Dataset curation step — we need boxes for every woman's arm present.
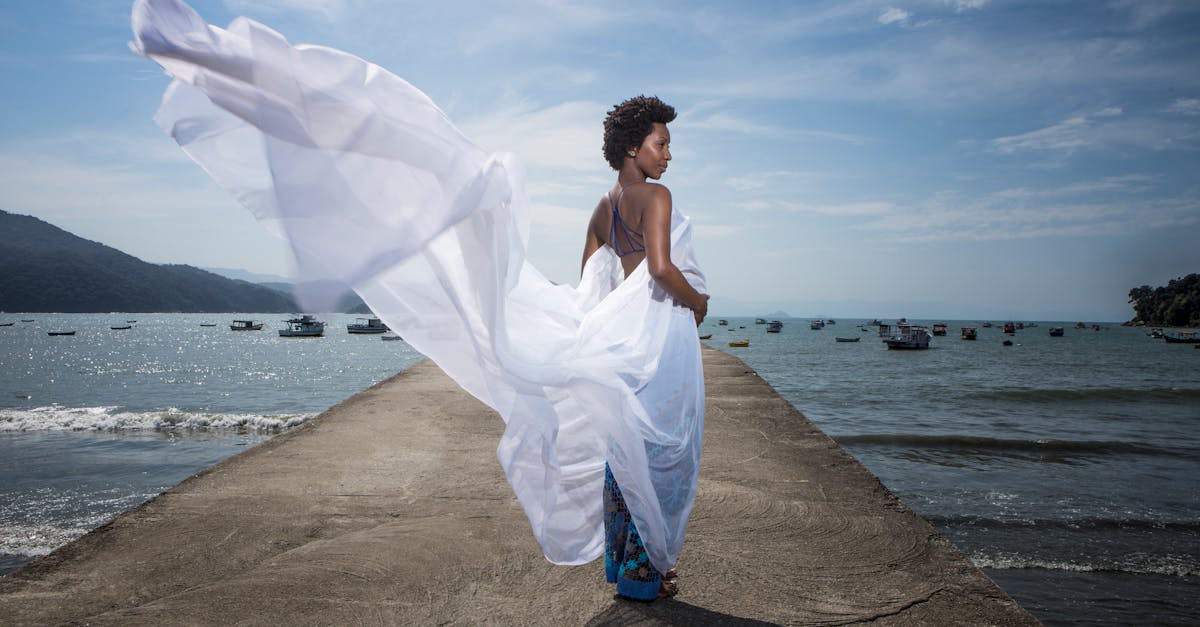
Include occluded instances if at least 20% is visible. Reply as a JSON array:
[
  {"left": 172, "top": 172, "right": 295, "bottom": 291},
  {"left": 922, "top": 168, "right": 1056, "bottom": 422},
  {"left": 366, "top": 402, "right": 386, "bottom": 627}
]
[
  {"left": 581, "top": 202, "right": 605, "bottom": 276},
  {"left": 640, "top": 185, "right": 709, "bottom": 324}
]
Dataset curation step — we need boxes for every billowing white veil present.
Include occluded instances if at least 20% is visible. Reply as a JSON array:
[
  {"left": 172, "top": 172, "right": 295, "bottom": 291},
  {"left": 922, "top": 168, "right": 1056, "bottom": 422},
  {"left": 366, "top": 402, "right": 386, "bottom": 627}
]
[{"left": 131, "top": 0, "right": 707, "bottom": 573}]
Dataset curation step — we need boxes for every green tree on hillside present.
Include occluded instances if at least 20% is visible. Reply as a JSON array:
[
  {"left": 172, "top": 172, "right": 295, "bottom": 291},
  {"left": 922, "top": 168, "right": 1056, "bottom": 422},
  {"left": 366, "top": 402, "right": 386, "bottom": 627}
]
[{"left": 1128, "top": 274, "right": 1200, "bottom": 327}]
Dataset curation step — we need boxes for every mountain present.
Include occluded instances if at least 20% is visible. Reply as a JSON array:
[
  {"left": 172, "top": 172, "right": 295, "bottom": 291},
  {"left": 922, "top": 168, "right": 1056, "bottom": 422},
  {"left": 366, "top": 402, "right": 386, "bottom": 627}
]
[{"left": 0, "top": 210, "right": 297, "bottom": 313}]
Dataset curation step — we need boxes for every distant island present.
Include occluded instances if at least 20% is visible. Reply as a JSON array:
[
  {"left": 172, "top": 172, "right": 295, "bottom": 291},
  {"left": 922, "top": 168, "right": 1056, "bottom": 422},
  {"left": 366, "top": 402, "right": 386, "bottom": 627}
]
[
  {"left": 1128, "top": 274, "right": 1200, "bottom": 327},
  {"left": 0, "top": 210, "right": 296, "bottom": 313}
]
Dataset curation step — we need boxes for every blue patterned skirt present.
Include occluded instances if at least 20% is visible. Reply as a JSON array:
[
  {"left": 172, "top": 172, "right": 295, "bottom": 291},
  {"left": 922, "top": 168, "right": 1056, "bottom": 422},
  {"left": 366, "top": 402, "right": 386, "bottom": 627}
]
[{"left": 604, "top": 463, "right": 663, "bottom": 600}]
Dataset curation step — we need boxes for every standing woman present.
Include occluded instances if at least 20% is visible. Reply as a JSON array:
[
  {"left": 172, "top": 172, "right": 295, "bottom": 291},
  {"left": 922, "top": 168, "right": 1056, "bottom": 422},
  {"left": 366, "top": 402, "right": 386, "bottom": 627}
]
[
  {"left": 133, "top": 0, "right": 710, "bottom": 604},
  {"left": 582, "top": 96, "right": 709, "bottom": 600}
]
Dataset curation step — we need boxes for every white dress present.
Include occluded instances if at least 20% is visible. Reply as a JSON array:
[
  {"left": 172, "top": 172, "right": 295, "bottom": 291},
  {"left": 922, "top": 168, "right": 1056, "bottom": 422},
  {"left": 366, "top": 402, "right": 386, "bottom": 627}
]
[{"left": 131, "top": 0, "right": 707, "bottom": 574}]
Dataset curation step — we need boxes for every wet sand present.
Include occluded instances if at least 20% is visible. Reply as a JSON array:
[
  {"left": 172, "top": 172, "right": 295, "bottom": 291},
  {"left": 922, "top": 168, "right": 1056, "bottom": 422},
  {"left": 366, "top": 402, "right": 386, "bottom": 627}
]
[{"left": 0, "top": 347, "right": 1036, "bottom": 625}]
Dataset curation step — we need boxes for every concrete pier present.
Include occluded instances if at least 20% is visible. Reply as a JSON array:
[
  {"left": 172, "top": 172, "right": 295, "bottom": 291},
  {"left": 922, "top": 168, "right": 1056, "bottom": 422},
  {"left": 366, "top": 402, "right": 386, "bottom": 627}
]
[{"left": 0, "top": 347, "right": 1036, "bottom": 625}]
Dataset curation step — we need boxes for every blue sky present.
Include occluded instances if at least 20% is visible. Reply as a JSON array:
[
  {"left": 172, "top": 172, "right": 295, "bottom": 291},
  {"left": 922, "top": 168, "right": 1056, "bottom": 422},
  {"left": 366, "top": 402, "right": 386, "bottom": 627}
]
[{"left": 2, "top": 0, "right": 1198, "bottom": 321}]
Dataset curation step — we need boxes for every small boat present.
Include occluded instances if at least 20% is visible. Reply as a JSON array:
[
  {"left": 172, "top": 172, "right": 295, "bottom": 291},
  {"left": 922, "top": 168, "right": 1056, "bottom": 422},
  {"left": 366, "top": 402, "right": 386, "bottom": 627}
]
[
  {"left": 877, "top": 323, "right": 891, "bottom": 337},
  {"left": 1048, "top": 326, "right": 1065, "bottom": 337},
  {"left": 1075, "top": 321, "right": 1087, "bottom": 329},
  {"left": 754, "top": 318, "right": 767, "bottom": 325},
  {"left": 961, "top": 327, "right": 977, "bottom": 340},
  {"left": 981, "top": 322, "right": 993, "bottom": 328},
  {"left": 766, "top": 321, "right": 783, "bottom": 333},
  {"left": 200, "top": 323, "right": 218, "bottom": 327},
  {"left": 1163, "top": 330, "right": 1200, "bottom": 344},
  {"left": 126, "top": 320, "right": 137, "bottom": 323},
  {"left": 1003, "top": 322, "right": 1015, "bottom": 334},
  {"left": 931, "top": 323, "right": 948, "bottom": 336},
  {"left": 381, "top": 334, "right": 404, "bottom": 341},
  {"left": 1002, "top": 339, "right": 1013, "bottom": 346},
  {"left": 810, "top": 320, "right": 824, "bottom": 330},
  {"left": 347, "top": 317, "right": 389, "bottom": 334},
  {"left": 728, "top": 339, "right": 749, "bottom": 348},
  {"left": 20, "top": 319, "right": 34, "bottom": 322},
  {"left": 883, "top": 324, "right": 931, "bottom": 350},
  {"left": 110, "top": 325, "right": 132, "bottom": 330},
  {"left": 0, "top": 322, "right": 13, "bottom": 327},
  {"left": 47, "top": 331, "right": 76, "bottom": 336},
  {"left": 698, "top": 334, "right": 712, "bottom": 340},
  {"left": 826, "top": 319, "right": 836, "bottom": 325},
  {"left": 869, "top": 319, "right": 882, "bottom": 326},
  {"left": 718, "top": 319, "right": 729, "bottom": 326},
  {"left": 835, "top": 336, "right": 860, "bottom": 343},
  {"left": 1149, "top": 328, "right": 1164, "bottom": 339},
  {"left": 230, "top": 319, "right": 264, "bottom": 331},
  {"left": 279, "top": 315, "right": 325, "bottom": 337}
]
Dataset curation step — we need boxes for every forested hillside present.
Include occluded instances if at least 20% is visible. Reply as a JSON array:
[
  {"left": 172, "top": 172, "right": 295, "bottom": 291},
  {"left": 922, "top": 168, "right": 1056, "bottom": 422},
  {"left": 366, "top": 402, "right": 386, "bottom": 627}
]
[
  {"left": 0, "top": 210, "right": 297, "bottom": 313},
  {"left": 1128, "top": 274, "right": 1200, "bottom": 327}
]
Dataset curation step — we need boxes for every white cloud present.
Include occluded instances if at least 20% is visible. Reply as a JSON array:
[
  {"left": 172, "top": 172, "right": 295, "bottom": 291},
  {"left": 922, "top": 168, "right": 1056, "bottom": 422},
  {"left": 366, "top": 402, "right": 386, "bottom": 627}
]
[
  {"left": 223, "top": 0, "right": 355, "bottom": 21},
  {"left": 458, "top": 99, "right": 607, "bottom": 172},
  {"left": 1166, "top": 98, "right": 1200, "bottom": 115},
  {"left": 878, "top": 7, "right": 912, "bottom": 25},
  {"left": 951, "top": 0, "right": 987, "bottom": 11}
]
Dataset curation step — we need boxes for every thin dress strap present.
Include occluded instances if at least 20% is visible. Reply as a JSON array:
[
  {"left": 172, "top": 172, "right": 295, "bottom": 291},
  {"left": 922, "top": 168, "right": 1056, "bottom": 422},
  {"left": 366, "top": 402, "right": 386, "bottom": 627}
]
[{"left": 608, "top": 185, "right": 645, "bottom": 257}]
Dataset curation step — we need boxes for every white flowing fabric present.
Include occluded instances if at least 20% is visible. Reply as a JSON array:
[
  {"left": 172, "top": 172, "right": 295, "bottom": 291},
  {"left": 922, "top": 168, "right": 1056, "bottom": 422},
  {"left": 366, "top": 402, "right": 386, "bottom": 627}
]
[{"left": 131, "top": 0, "right": 706, "bottom": 573}]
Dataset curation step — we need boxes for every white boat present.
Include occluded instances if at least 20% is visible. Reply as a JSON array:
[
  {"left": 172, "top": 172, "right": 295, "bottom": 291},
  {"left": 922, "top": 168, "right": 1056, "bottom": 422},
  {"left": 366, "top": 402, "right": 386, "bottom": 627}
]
[
  {"left": 279, "top": 315, "right": 325, "bottom": 337},
  {"left": 347, "top": 317, "right": 389, "bottom": 334},
  {"left": 883, "top": 324, "right": 931, "bottom": 350},
  {"left": 766, "top": 321, "right": 783, "bottom": 333},
  {"left": 230, "top": 319, "right": 264, "bottom": 331}
]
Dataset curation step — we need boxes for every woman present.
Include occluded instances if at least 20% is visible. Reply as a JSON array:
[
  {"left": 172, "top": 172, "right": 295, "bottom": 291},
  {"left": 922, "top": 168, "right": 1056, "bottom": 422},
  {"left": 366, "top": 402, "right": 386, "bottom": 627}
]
[
  {"left": 583, "top": 97, "right": 709, "bottom": 600},
  {"left": 132, "top": 0, "right": 709, "bottom": 603}
]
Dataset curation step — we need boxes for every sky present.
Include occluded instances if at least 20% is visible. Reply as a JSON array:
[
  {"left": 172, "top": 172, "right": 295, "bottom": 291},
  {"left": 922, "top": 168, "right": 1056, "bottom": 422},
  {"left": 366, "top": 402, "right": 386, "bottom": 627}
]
[{"left": 2, "top": 0, "right": 1198, "bottom": 321}]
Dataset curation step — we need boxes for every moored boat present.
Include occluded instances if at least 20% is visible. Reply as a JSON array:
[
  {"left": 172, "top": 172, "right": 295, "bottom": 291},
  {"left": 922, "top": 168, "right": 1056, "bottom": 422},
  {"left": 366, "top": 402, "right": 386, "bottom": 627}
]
[
  {"left": 766, "top": 321, "right": 783, "bottom": 333},
  {"left": 698, "top": 334, "right": 712, "bottom": 340},
  {"left": 381, "top": 334, "right": 404, "bottom": 341},
  {"left": 883, "top": 324, "right": 931, "bottom": 350},
  {"left": 961, "top": 327, "right": 977, "bottom": 340},
  {"left": 931, "top": 322, "right": 948, "bottom": 336},
  {"left": 47, "top": 331, "right": 76, "bottom": 336},
  {"left": 718, "top": 319, "right": 729, "bottom": 326},
  {"left": 728, "top": 339, "right": 749, "bottom": 347},
  {"left": 110, "top": 325, "right": 132, "bottom": 330},
  {"left": 1163, "top": 330, "right": 1200, "bottom": 344},
  {"left": 835, "top": 336, "right": 860, "bottom": 342},
  {"left": 754, "top": 318, "right": 767, "bottom": 325},
  {"left": 347, "top": 317, "right": 389, "bottom": 334},
  {"left": 1003, "top": 322, "right": 1016, "bottom": 334},
  {"left": 1048, "top": 326, "right": 1065, "bottom": 337},
  {"left": 810, "top": 320, "right": 824, "bottom": 330},
  {"left": 230, "top": 319, "right": 264, "bottom": 331},
  {"left": 279, "top": 315, "right": 325, "bottom": 337}
]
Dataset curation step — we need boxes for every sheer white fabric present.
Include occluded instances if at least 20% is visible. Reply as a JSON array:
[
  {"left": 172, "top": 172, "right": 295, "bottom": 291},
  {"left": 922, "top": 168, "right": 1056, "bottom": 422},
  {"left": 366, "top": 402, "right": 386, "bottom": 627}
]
[{"left": 131, "top": 0, "right": 706, "bottom": 572}]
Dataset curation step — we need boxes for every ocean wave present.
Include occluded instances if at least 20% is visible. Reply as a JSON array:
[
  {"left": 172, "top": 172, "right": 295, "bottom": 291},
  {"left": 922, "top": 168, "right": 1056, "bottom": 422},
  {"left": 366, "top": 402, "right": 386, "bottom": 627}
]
[
  {"left": 0, "top": 523, "right": 91, "bottom": 558},
  {"left": 972, "top": 551, "right": 1198, "bottom": 578},
  {"left": 964, "top": 387, "right": 1200, "bottom": 403},
  {"left": 0, "top": 406, "right": 313, "bottom": 432},
  {"left": 834, "top": 433, "right": 1178, "bottom": 457},
  {"left": 927, "top": 514, "right": 1200, "bottom": 533}
]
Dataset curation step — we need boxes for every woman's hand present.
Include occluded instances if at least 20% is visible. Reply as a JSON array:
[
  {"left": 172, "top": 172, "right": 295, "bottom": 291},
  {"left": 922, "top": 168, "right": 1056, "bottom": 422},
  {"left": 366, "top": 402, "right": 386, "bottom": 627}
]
[{"left": 693, "top": 295, "right": 709, "bottom": 327}]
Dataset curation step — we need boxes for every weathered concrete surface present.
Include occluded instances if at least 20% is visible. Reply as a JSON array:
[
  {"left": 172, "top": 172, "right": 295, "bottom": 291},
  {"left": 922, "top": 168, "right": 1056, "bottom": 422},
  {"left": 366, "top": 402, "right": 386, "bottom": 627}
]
[{"left": 0, "top": 348, "right": 1037, "bottom": 625}]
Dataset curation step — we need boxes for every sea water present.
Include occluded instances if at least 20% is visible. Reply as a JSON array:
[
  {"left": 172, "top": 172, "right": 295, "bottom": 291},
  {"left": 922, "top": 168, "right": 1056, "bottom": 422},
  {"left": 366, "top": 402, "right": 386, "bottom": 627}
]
[{"left": 1, "top": 314, "right": 1197, "bottom": 623}]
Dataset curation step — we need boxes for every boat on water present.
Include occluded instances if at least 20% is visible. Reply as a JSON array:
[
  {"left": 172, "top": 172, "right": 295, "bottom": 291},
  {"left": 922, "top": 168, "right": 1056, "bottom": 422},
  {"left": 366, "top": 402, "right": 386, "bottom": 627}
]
[
  {"left": 1003, "top": 322, "right": 1016, "bottom": 334},
  {"left": 883, "top": 324, "right": 931, "bottom": 350},
  {"left": 279, "top": 315, "right": 325, "bottom": 337},
  {"left": 810, "top": 320, "right": 824, "bottom": 330},
  {"left": 230, "top": 319, "right": 264, "bottom": 331},
  {"left": 110, "top": 325, "right": 132, "bottom": 330},
  {"left": 20, "top": 319, "right": 34, "bottom": 322},
  {"left": 981, "top": 322, "right": 993, "bottom": 328},
  {"left": 1163, "top": 330, "right": 1200, "bottom": 344},
  {"left": 754, "top": 318, "right": 767, "bottom": 325},
  {"left": 698, "top": 334, "right": 712, "bottom": 340},
  {"left": 766, "top": 321, "right": 783, "bottom": 333},
  {"left": 47, "top": 331, "right": 76, "bottom": 336},
  {"left": 1075, "top": 321, "right": 1087, "bottom": 329},
  {"left": 718, "top": 319, "right": 729, "bottom": 326},
  {"left": 347, "top": 317, "right": 389, "bottom": 334},
  {"left": 826, "top": 319, "right": 836, "bottom": 325},
  {"left": 1048, "top": 326, "right": 1065, "bottom": 337},
  {"left": 199, "top": 323, "right": 217, "bottom": 327},
  {"left": 728, "top": 339, "right": 749, "bottom": 348},
  {"left": 381, "top": 334, "right": 404, "bottom": 341},
  {"left": 877, "top": 323, "right": 891, "bottom": 337},
  {"left": 1149, "top": 328, "right": 1164, "bottom": 339},
  {"left": 835, "top": 336, "right": 860, "bottom": 342},
  {"left": 931, "top": 322, "right": 948, "bottom": 336},
  {"left": 961, "top": 327, "right": 977, "bottom": 340},
  {"left": 0, "top": 322, "right": 13, "bottom": 327}
]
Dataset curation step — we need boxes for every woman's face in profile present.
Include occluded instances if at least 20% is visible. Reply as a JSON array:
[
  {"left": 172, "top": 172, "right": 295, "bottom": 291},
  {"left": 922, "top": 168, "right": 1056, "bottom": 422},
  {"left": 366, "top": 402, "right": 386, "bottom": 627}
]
[{"left": 634, "top": 123, "right": 672, "bottom": 180}]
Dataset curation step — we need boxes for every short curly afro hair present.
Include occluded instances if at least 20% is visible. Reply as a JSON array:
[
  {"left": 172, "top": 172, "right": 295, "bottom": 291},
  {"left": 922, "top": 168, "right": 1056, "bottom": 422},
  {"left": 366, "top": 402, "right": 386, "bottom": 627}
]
[{"left": 602, "top": 95, "right": 677, "bottom": 171}]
